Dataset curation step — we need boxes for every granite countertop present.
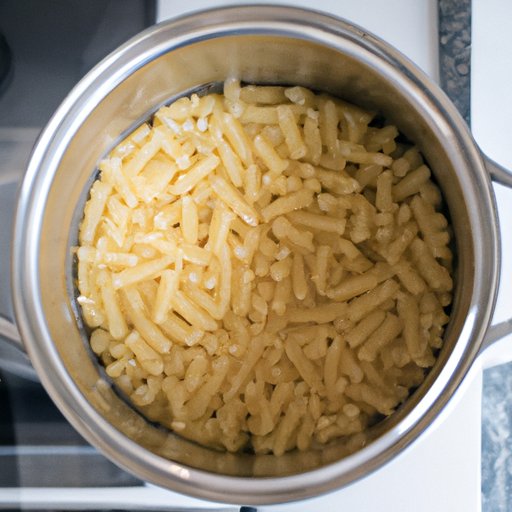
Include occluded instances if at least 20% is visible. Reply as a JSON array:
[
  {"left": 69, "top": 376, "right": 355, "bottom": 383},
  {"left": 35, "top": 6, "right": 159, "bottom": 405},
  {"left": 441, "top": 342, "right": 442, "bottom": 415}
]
[
  {"left": 438, "top": 0, "right": 471, "bottom": 125},
  {"left": 483, "top": 364, "right": 512, "bottom": 511}
]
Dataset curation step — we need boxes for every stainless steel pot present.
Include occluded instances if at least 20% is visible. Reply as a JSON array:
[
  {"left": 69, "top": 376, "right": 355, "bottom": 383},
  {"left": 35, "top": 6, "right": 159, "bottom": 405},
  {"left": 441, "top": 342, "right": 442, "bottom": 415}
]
[{"left": 2, "top": 5, "right": 512, "bottom": 505}]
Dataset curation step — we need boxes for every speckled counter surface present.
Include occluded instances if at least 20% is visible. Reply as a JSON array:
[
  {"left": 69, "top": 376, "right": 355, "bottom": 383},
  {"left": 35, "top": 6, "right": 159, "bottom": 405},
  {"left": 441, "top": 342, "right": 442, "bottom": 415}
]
[
  {"left": 482, "top": 363, "right": 512, "bottom": 511},
  {"left": 438, "top": 1, "right": 512, "bottom": 511},
  {"left": 438, "top": 0, "right": 471, "bottom": 125}
]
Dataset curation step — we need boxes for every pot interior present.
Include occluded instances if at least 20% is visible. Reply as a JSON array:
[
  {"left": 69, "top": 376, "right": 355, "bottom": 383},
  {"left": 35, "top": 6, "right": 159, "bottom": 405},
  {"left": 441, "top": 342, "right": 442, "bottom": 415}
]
[{"left": 31, "top": 19, "right": 489, "bottom": 487}]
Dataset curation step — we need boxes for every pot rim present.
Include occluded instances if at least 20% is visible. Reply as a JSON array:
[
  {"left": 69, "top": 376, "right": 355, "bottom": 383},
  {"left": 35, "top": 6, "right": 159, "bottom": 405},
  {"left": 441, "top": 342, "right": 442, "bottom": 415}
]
[{"left": 11, "top": 5, "right": 500, "bottom": 505}]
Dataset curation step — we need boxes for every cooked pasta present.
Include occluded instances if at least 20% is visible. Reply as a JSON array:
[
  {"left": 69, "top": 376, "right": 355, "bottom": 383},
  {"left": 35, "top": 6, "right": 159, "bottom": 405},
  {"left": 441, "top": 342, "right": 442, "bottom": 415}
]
[{"left": 77, "top": 80, "right": 453, "bottom": 456}]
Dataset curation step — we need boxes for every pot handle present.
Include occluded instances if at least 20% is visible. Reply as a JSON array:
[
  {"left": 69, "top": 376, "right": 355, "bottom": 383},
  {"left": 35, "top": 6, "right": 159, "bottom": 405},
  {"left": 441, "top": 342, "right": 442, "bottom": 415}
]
[
  {"left": 484, "top": 153, "right": 512, "bottom": 189},
  {"left": 0, "top": 314, "right": 24, "bottom": 351},
  {"left": 477, "top": 153, "right": 512, "bottom": 368}
]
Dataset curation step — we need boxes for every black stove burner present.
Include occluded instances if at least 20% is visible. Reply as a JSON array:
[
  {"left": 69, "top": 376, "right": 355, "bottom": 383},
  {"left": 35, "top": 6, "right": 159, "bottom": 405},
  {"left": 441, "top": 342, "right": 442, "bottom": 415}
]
[
  {"left": 0, "top": 370, "right": 18, "bottom": 487},
  {"left": 0, "top": 33, "right": 12, "bottom": 100}
]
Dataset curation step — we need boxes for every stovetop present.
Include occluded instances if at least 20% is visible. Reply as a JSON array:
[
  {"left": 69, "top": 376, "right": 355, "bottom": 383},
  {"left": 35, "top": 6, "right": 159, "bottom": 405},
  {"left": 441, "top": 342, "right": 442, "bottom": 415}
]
[
  {"left": 0, "top": 0, "right": 155, "bottom": 493},
  {"left": 1, "top": 1, "right": 511, "bottom": 511}
]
